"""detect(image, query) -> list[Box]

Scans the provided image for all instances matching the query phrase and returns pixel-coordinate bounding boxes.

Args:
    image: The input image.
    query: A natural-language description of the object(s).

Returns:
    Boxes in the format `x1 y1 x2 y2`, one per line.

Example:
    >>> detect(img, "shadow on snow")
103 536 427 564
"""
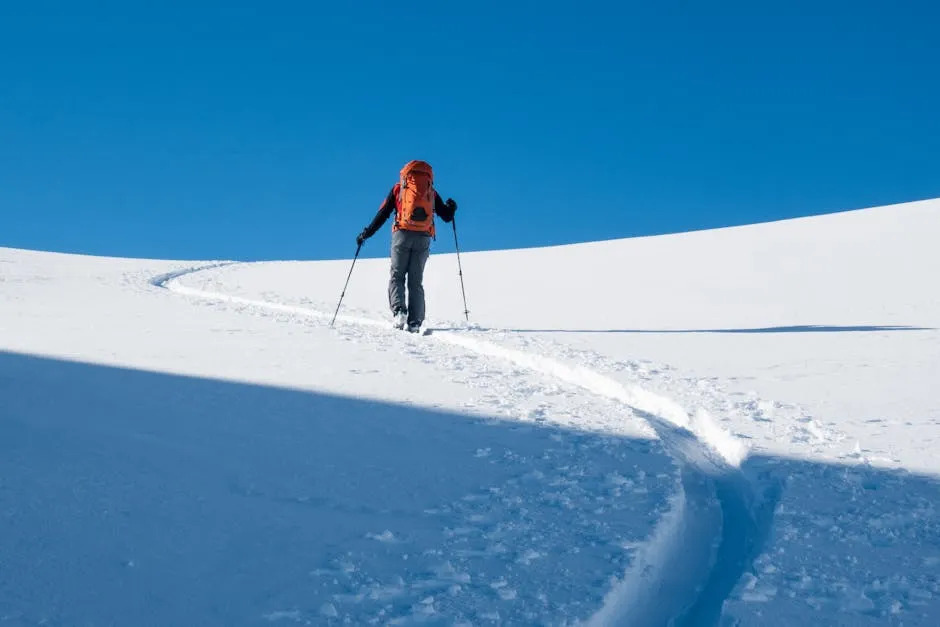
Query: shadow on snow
1 351 939 626
0 350 672 625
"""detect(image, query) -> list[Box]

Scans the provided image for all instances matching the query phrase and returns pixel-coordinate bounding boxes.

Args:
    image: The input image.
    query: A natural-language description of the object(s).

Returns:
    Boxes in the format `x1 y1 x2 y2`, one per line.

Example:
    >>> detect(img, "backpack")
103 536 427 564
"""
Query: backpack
394 160 436 237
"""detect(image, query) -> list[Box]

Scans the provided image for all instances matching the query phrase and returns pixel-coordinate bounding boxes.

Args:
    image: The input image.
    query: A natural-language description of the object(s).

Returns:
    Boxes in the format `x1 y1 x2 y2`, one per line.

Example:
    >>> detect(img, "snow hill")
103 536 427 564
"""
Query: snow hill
2 198 939 626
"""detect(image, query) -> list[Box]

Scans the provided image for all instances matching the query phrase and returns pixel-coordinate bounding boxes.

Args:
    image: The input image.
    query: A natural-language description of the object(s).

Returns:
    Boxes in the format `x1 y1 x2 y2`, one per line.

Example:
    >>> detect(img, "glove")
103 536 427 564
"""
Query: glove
356 230 368 246
445 198 457 213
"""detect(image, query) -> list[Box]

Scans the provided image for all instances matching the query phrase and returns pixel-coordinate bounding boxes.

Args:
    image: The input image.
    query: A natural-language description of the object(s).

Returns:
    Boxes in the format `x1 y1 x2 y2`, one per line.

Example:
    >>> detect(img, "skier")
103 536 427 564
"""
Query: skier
356 160 458 332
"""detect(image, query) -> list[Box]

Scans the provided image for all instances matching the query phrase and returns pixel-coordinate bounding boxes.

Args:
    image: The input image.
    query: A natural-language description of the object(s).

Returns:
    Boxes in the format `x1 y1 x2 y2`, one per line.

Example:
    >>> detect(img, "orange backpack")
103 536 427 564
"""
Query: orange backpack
394 160 436 237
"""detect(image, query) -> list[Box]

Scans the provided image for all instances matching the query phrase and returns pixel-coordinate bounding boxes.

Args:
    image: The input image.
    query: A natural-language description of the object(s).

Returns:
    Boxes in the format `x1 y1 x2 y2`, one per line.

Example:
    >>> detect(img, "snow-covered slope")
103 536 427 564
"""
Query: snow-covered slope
2 198 939 625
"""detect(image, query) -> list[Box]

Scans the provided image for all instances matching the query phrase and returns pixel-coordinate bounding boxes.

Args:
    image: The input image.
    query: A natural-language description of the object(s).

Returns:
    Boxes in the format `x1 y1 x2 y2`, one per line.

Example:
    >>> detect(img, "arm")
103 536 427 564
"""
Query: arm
435 192 457 223
359 185 398 241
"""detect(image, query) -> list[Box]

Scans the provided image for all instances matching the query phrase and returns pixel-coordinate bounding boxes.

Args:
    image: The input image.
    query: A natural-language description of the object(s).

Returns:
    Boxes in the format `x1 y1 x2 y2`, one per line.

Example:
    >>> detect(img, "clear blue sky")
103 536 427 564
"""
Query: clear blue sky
2 1 938 261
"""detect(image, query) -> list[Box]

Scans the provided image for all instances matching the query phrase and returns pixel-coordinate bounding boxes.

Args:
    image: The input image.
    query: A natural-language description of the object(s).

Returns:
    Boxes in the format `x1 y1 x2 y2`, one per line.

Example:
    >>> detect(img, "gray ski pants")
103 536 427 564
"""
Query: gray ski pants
388 229 431 325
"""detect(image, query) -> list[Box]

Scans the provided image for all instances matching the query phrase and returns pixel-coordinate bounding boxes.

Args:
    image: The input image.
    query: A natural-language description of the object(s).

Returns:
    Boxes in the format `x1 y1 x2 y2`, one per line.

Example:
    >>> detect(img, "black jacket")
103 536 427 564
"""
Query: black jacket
361 183 455 239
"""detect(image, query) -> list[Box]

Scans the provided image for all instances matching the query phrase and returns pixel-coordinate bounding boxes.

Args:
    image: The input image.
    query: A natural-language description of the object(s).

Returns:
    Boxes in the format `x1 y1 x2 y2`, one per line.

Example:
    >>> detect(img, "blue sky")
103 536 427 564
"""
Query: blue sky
2 1 938 261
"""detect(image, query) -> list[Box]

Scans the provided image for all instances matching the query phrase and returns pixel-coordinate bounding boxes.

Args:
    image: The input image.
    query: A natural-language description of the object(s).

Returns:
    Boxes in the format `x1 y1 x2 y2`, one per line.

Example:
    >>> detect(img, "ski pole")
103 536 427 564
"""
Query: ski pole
330 242 361 327
452 218 470 322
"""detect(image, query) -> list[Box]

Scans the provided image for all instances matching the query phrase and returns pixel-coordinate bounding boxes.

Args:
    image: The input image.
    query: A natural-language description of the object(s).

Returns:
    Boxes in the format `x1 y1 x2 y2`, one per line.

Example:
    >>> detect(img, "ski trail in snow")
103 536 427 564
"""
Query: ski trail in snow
149 261 239 288
153 263 781 626
587 412 781 626
427 330 748 467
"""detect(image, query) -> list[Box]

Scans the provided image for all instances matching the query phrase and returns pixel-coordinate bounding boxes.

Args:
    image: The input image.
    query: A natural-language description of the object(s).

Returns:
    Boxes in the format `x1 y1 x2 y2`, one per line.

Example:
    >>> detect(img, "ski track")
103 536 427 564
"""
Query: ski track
153 262 782 626
148 261 239 289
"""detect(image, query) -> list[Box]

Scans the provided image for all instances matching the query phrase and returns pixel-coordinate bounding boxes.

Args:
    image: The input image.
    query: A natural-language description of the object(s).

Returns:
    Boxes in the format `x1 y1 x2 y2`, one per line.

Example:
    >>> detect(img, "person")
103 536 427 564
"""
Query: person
356 160 457 332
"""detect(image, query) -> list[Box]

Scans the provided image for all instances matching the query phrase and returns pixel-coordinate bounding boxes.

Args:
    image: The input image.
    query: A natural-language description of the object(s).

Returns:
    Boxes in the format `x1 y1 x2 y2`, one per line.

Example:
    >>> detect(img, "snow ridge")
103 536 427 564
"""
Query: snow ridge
155 263 780 626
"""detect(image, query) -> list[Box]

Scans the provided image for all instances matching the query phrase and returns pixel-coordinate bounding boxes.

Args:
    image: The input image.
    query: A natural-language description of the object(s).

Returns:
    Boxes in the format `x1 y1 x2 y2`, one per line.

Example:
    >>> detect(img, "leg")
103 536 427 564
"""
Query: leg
388 230 410 319
406 233 431 328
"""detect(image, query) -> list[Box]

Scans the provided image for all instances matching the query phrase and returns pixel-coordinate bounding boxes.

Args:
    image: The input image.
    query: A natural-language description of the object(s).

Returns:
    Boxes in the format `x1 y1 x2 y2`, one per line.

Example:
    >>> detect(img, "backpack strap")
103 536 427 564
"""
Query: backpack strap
393 182 403 230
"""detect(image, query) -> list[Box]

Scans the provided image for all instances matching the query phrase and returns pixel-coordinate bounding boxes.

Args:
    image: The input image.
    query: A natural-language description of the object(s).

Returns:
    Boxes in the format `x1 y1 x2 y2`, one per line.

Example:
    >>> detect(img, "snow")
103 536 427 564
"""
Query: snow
2 197 940 625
